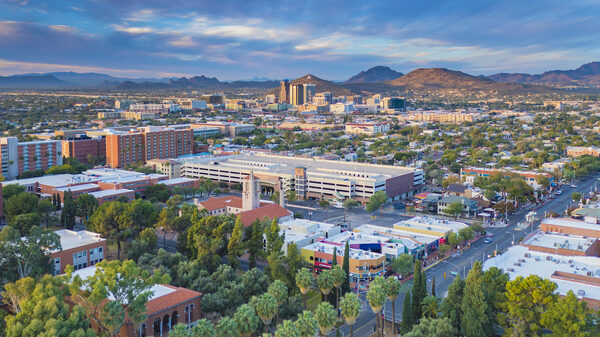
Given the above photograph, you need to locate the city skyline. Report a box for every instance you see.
[0,1,599,80]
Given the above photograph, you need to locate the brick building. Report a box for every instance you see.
[51,230,107,274]
[62,137,106,164]
[106,126,194,168]
[1,137,63,180]
[71,267,202,337]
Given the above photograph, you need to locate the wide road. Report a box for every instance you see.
[331,174,600,337]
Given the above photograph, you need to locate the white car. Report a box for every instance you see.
[570,184,578,188]
[555,190,562,195]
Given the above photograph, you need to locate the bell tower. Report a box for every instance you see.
[242,170,260,211]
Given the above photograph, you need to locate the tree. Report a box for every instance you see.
[56,193,61,210]
[0,226,61,282]
[61,191,76,229]
[499,275,558,337]
[68,260,169,337]
[76,193,98,222]
[343,198,359,222]
[4,192,38,220]
[285,190,297,202]
[447,232,460,248]
[400,291,414,334]
[421,296,441,318]
[431,276,436,296]
[4,275,96,337]
[9,212,41,235]
[330,265,346,316]
[390,253,413,278]
[572,191,582,202]
[1,276,36,314]
[169,323,193,337]
[342,241,351,294]
[482,266,509,324]
[315,302,337,336]
[275,320,300,337]
[367,283,386,337]
[285,243,304,291]
[340,292,361,337]
[412,261,426,321]
[445,202,464,219]
[441,275,464,332]
[120,198,157,236]
[460,261,491,337]
[144,183,170,203]
[37,198,55,228]
[295,310,318,337]
[366,190,387,217]
[128,227,158,262]
[234,304,260,337]
[192,318,216,337]
[385,276,402,333]
[540,290,593,337]
[458,227,474,245]
[268,280,288,325]
[296,268,314,309]
[403,317,455,337]
[227,215,244,268]
[2,183,25,200]
[253,293,278,329]
[88,201,128,259]
[317,269,334,301]
[215,316,238,337]
[247,219,264,269]
[265,217,284,256]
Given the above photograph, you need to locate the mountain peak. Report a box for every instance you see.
[345,66,403,83]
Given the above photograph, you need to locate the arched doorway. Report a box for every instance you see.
[153,319,161,336]
[172,311,179,326]
[162,314,171,334]
[139,323,147,337]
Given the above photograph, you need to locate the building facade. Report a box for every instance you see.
[105,127,194,168]
[1,137,63,180]
[51,229,106,274]
[62,137,106,164]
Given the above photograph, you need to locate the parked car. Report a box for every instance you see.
[484,237,493,244]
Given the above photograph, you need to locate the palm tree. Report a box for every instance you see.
[233,304,259,337]
[340,293,361,337]
[295,268,314,309]
[421,295,441,318]
[268,280,287,325]
[274,320,300,337]
[385,277,402,333]
[295,311,318,337]
[191,319,215,337]
[367,284,386,337]
[215,316,238,337]
[314,302,337,336]
[253,294,278,330]
[330,265,346,316]
[317,270,334,301]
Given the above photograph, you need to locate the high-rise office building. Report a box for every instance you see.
[1,137,63,180]
[290,83,316,106]
[279,80,290,104]
[105,126,194,168]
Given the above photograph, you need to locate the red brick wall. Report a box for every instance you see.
[49,240,107,274]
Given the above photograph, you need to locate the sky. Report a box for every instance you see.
[0,0,599,81]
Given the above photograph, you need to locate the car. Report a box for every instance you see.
[450,271,458,276]
[570,184,578,188]
[555,190,562,195]
[484,237,493,244]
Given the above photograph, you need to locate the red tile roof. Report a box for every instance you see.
[240,204,292,227]
[146,284,202,315]
[198,195,242,211]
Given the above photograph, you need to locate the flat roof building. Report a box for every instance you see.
[181,153,423,203]
[1,137,63,180]
[279,219,341,255]
[51,230,106,275]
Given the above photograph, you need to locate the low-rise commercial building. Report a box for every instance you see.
[345,123,390,135]
[279,219,341,255]
[461,167,554,190]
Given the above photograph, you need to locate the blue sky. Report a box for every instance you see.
[0,0,599,80]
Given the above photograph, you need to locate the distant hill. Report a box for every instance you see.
[387,68,497,89]
[15,72,171,87]
[345,66,404,83]
[489,62,600,85]
[291,74,353,96]
[0,74,69,88]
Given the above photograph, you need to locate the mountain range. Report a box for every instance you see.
[489,62,600,86]
[1,62,599,92]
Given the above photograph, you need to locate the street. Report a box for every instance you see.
[331,173,599,337]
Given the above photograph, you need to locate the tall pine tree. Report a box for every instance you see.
[400,290,414,334]
[342,241,350,294]
[61,191,76,229]
[461,261,491,337]
[411,260,426,321]
[441,275,465,332]
[431,276,436,297]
